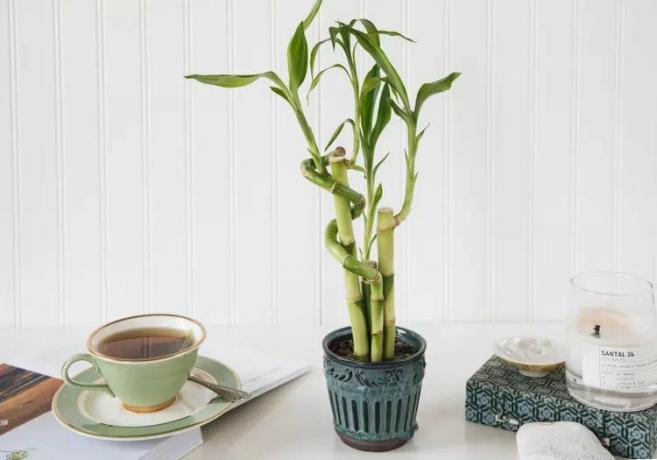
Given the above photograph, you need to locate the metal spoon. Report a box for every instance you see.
[188,375,252,402]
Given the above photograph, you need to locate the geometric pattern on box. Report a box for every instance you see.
[466,356,657,459]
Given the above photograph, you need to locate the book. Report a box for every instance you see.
[465,355,657,459]
[0,364,203,460]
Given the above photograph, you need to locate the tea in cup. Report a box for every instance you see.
[61,313,206,412]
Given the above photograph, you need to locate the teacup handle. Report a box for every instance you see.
[61,353,115,397]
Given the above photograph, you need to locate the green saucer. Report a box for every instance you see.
[52,355,240,441]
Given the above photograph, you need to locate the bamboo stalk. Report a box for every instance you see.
[377,207,396,360]
[368,264,384,363]
[329,148,369,360]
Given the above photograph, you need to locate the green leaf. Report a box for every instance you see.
[357,18,380,47]
[288,22,309,91]
[359,65,381,136]
[340,24,409,110]
[369,234,378,250]
[369,84,392,148]
[373,153,389,178]
[329,26,340,48]
[360,66,380,100]
[375,30,415,42]
[185,72,282,88]
[372,183,383,210]
[324,118,355,151]
[348,163,365,173]
[302,0,322,30]
[307,64,349,100]
[270,86,291,104]
[389,98,412,124]
[414,71,461,119]
[309,38,331,78]
[416,124,430,144]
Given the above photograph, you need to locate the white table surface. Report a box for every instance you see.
[0,322,567,459]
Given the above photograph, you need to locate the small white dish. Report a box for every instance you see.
[494,336,565,377]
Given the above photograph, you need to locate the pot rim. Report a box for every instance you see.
[322,326,426,368]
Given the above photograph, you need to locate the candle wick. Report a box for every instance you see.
[593,324,601,338]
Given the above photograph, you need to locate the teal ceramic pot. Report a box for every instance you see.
[322,326,427,452]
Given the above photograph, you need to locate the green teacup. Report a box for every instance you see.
[62,313,206,413]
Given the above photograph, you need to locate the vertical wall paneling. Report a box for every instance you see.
[611,0,623,272]
[576,0,616,272]
[2,0,657,327]
[15,0,59,326]
[0,0,16,326]
[103,0,145,321]
[53,0,64,326]
[569,0,581,279]
[270,0,278,325]
[183,0,194,318]
[450,0,488,321]
[443,0,453,322]
[533,0,574,322]
[620,0,657,281]
[407,0,447,322]
[227,0,236,324]
[189,0,231,325]
[492,0,531,321]
[138,0,151,314]
[146,0,188,316]
[60,0,102,326]
[232,0,272,324]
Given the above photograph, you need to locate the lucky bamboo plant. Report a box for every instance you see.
[186,0,459,363]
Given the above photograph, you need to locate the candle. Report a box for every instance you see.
[565,272,657,412]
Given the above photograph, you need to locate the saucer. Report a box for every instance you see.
[493,336,565,377]
[52,355,240,441]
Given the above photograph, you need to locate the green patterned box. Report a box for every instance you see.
[465,356,657,459]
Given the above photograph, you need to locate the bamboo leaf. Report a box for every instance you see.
[369,234,378,249]
[349,162,365,173]
[270,86,291,104]
[360,65,380,100]
[373,153,389,178]
[359,65,381,136]
[369,84,392,148]
[329,26,340,48]
[309,38,331,78]
[372,183,383,210]
[414,71,461,119]
[355,20,416,45]
[324,118,355,151]
[185,71,282,88]
[287,22,309,91]
[389,98,412,124]
[302,0,323,30]
[356,18,380,47]
[416,124,430,144]
[339,23,409,110]
[307,64,349,100]
[370,29,415,43]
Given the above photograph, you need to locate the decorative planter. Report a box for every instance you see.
[322,326,427,452]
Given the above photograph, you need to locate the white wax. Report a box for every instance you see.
[566,307,655,379]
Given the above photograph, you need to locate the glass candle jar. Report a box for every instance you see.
[566,271,657,411]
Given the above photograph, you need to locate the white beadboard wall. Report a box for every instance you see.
[1,0,656,327]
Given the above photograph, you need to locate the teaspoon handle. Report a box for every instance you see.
[188,375,251,402]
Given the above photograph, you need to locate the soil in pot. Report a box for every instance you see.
[329,338,417,362]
